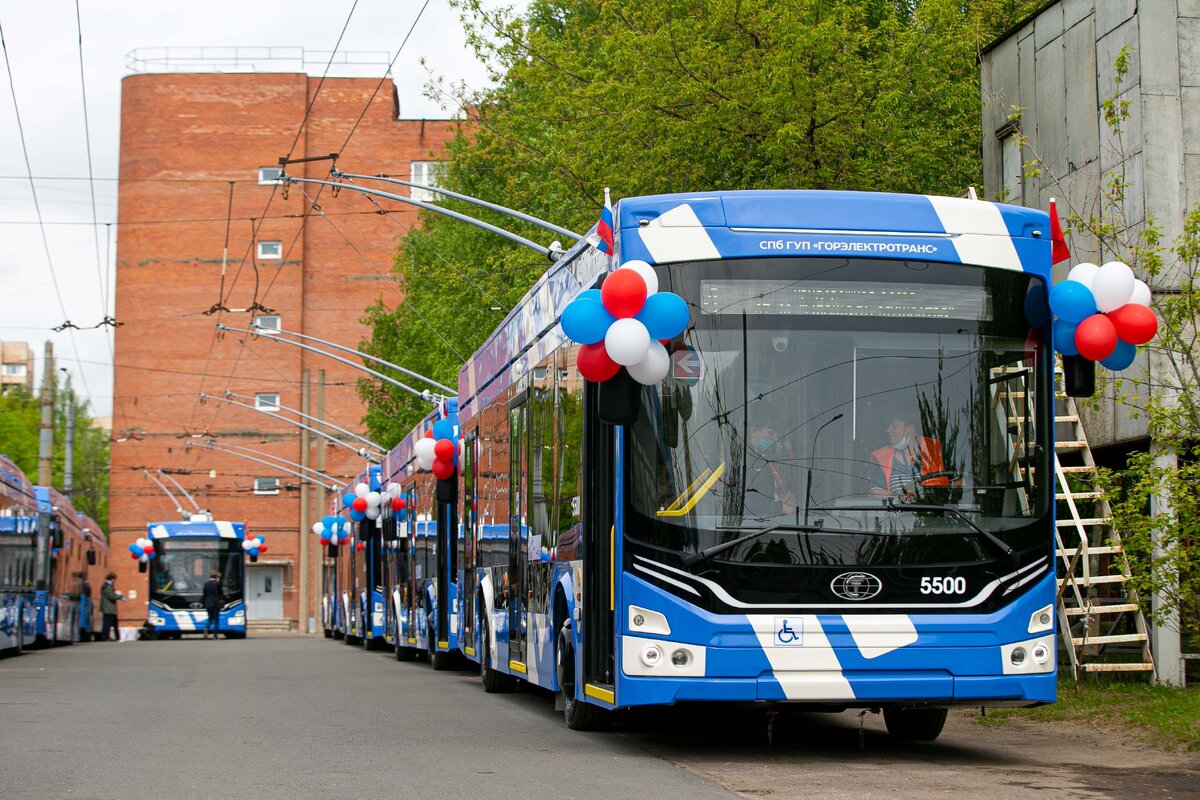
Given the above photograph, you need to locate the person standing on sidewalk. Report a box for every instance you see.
[99,572,123,641]
[202,571,222,640]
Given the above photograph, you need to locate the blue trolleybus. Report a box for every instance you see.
[0,455,39,653]
[450,190,1055,737]
[144,519,248,639]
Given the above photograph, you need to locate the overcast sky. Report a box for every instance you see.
[0,1,515,418]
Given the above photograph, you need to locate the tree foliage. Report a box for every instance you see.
[360,0,1043,444]
[0,383,110,533]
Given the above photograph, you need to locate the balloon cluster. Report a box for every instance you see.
[312,515,352,546]
[384,483,409,520]
[128,536,156,563]
[342,481,384,523]
[1049,261,1158,370]
[561,260,690,384]
[241,533,266,558]
[413,414,460,480]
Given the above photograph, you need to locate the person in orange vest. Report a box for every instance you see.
[868,412,948,499]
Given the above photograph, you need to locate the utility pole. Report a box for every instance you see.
[299,369,311,634]
[34,341,54,590]
[61,369,74,500]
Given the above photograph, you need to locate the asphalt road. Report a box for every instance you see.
[1,637,1197,800]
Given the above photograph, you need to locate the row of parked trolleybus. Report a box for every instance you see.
[0,454,111,652]
[319,189,1064,738]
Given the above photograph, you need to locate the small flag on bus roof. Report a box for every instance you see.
[1049,197,1071,264]
[594,188,614,254]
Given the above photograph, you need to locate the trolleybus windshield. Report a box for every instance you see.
[150,539,243,606]
[625,257,1051,583]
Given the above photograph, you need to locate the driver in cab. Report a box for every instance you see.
[868,411,948,500]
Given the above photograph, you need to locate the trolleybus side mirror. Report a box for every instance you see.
[1063,355,1095,398]
[436,476,457,504]
[87,549,96,566]
[597,368,641,426]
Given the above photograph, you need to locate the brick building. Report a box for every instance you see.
[0,341,35,393]
[110,65,459,632]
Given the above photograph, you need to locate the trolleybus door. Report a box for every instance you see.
[581,380,616,690]
[508,401,528,668]
[461,433,477,653]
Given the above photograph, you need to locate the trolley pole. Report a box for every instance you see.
[35,341,54,590]
[299,369,311,634]
[61,369,74,500]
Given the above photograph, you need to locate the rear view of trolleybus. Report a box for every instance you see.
[144,519,247,638]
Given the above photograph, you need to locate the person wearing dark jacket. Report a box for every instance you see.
[201,571,222,640]
[99,572,124,641]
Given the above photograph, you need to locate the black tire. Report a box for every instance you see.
[557,623,611,731]
[225,631,246,640]
[323,628,333,639]
[883,707,948,741]
[480,618,516,693]
[332,627,344,640]
[395,642,419,661]
[427,622,453,670]
[364,634,381,651]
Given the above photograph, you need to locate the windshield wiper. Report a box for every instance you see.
[832,499,1015,562]
[684,523,858,567]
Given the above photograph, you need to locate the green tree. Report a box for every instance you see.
[360,0,1043,442]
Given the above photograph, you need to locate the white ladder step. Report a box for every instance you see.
[1058,465,1098,474]
[1071,632,1148,647]
[1055,414,1080,423]
[1057,545,1122,557]
[1056,517,1108,528]
[1056,491,1103,501]
[1079,662,1155,673]
[1058,574,1129,587]
[1056,441,1088,451]
[1063,603,1139,616]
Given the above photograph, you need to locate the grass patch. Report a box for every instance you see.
[976,677,1200,750]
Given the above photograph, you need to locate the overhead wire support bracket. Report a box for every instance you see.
[222,390,383,452]
[332,168,582,242]
[217,322,441,406]
[280,174,560,261]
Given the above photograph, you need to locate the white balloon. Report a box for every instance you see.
[619,260,658,296]
[366,506,381,520]
[417,455,435,471]
[311,522,323,536]
[354,482,370,498]
[1128,278,1152,307]
[414,438,437,461]
[1093,261,1136,312]
[366,491,382,508]
[342,521,352,535]
[605,317,651,366]
[627,340,671,385]
[1067,262,1100,289]
[139,555,148,563]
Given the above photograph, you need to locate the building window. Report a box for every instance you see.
[255,392,280,411]
[2,364,26,377]
[257,240,282,260]
[253,314,281,334]
[253,477,280,495]
[410,161,445,203]
[258,166,283,185]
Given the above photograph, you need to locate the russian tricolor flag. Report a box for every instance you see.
[595,188,614,254]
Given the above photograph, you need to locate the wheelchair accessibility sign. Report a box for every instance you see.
[773,617,804,646]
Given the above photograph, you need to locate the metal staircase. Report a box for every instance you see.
[1050,371,1155,680]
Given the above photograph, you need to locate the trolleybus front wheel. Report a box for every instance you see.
[556,622,611,731]
[883,707,948,741]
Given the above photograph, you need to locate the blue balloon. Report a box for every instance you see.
[1053,319,1079,356]
[398,509,408,522]
[342,493,355,508]
[1024,283,1050,328]
[1100,339,1137,371]
[249,548,260,558]
[350,509,366,522]
[1049,280,1097,324]
[636,292,690,340]
[561,296,616,344]
[433,419,455,440]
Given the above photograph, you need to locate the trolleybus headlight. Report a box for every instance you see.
[1010,646,1027,667]
[670,648,692,668]
[640,644,663,667]
[1031,643,1049,665]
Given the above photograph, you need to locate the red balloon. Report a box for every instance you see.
[432,459,455,480]
[130,552,139,560]
[352,496,368,512]
[434,438,456,461]
[391,497,404,512]
[576,342,620,382]
[258,544,268,553]
[1075,314,1118,361]
[1107,303,1158,345]
[424,430,434,439]
[600,269,648,319]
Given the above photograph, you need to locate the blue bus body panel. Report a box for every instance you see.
[147,520,245,539]
[149,602,247,634]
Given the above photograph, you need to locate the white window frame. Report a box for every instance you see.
[253,314,281,335]
[257,166,284,185]
[2,364,26,377]
[257,240,283,260]
[255,392,280,411]
[253,477,281,496]
[409,161,445,203]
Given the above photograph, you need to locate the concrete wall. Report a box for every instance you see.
[982,1,1198,448]
[110,72,460,630]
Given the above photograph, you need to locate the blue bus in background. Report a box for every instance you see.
[0,456,39,653]
[144,519,248,639]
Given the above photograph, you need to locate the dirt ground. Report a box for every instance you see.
[623,707,1200,799]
